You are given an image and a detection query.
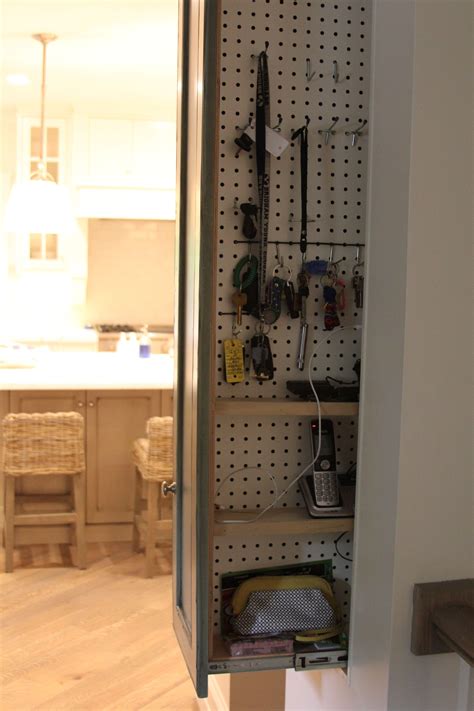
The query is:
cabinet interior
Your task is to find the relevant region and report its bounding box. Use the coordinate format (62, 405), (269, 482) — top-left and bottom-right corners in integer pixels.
(206, 0), (372, 672)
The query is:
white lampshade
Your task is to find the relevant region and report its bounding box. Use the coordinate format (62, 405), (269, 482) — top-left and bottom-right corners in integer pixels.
(4, 178), (77, 234)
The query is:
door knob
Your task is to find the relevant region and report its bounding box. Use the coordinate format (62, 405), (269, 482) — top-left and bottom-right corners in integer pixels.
(162, 481), (177, 497)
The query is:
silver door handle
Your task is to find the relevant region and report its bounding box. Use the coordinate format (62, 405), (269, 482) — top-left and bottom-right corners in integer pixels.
(162, 481), (177, 497)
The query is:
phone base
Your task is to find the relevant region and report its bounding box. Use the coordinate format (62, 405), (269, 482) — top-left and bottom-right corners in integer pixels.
(300, 474), (355, 518)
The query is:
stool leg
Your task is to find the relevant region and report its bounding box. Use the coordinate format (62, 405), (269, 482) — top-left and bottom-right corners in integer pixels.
(4, 476), (15, 573)
(132, 468), (142, 553)
(145, 481), (158, 578)
(73, 472), (86, 570)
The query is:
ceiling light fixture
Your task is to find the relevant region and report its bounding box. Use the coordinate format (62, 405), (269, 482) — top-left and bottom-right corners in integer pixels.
(4, 33), (76, 235)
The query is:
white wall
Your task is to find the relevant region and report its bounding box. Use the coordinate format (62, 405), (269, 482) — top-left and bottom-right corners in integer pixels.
(285, 1), (473, 710)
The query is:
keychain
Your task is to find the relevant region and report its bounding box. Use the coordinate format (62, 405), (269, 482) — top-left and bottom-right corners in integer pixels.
(240, 202), (258, 240)
(250, 324), (274, 380)
(262, 276), (284, 324)
(224, 285), (246, 384)
(351, 248), (364, 308)
(224, 337), (245, 383)
(232, 254), (259, 316)
(321, 260), (340, 331)
(272, 245), (298, 319)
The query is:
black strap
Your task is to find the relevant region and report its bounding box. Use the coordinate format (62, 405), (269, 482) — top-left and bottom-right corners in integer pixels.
(291, 121), (309, 255)
(256, 49), (270, 313)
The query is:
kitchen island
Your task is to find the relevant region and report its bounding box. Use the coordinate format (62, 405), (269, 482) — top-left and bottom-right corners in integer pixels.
(0, 353), (174, 545)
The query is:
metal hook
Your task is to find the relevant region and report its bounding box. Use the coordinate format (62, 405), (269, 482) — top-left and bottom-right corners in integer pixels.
(272, 114), (283, 132)
(275, 242), (283, 267)
(305, 115), (310, 127)
(328, 245), (334, 264)
(235, 114), (253, 132)
(318, 117), (339, 145)
(345, 119), (368, 146)
(289, 213), (316, 224)
(306, 58), (316, 82)
(354, 245), (364, 269)
(233, 198), (240, 211)
(332, 60), (340, 84)
(251, 41), (269, 59)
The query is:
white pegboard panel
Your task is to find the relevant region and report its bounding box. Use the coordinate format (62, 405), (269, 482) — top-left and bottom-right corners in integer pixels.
(216, 0), (371, 399)
(215, 414), (357, 509)
(212, 534), (353, 630)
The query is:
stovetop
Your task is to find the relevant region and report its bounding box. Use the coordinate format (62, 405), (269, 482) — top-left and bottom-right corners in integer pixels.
(94, 324), (135, 333)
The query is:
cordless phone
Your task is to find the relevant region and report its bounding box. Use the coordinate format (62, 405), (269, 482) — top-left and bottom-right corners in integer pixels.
(311, 419), (341, 509)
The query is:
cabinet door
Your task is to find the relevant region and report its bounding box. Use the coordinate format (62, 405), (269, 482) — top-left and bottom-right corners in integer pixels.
(172, 0), (218, 698)
(85, 390), (161, 524)
(9, 391), (86, 496)
(132, 121), (176, 188)
(88, 119), (134, 181)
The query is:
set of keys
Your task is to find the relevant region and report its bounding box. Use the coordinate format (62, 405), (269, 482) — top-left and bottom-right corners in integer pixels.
(225, 248), (365, 383)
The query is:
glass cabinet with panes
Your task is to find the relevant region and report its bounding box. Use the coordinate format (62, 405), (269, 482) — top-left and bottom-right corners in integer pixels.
(17, 117), (67, 266)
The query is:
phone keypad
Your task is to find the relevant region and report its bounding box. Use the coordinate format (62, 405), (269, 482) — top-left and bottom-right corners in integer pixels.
(314, 471), (340, 507)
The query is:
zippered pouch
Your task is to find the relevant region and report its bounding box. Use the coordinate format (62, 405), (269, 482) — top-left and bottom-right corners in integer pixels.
(230, 575), (343, 642)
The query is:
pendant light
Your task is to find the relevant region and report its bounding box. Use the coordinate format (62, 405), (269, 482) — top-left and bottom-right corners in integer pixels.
(4, 33), (76, 235)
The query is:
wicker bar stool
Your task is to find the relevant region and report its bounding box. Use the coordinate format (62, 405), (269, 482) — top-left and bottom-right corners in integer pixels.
(2, 412), (86, 572)
(132, 416), (174, 577)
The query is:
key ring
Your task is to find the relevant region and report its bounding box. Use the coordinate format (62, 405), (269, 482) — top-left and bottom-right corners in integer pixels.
(255, 320), (271, 335)
(233, 255), (258, 290)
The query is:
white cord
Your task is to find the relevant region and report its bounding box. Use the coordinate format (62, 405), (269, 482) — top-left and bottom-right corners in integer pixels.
(216, 325), (362, 524)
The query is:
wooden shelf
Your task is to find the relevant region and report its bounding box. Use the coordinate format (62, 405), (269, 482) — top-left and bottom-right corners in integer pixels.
(214, 507), (354, 537)
(214, 399), (358, 417)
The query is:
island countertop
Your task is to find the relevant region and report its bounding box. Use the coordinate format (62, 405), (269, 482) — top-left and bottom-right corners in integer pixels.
(0, 353), (174, 390)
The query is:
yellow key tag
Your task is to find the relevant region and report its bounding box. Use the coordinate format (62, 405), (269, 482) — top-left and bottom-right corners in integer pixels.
(224, 338), (245, 383)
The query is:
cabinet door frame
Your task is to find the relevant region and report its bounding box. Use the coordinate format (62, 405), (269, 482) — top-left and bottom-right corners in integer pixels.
(172, 0), (219, 699)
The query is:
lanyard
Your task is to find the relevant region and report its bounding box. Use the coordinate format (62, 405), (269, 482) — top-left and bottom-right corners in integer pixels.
(291, 119), (309, 256)
(256, 49), (270, 314)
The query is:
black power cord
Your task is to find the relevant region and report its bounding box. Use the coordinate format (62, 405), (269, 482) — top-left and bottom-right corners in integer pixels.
(334, 531), (353, 562)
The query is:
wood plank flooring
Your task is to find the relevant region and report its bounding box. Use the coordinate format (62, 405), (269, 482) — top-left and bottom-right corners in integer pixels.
(0, 543), (199, 710)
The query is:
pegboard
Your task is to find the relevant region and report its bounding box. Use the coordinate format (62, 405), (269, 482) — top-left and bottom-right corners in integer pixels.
(215, 0), (371, 399)
(215, 414), (357, 510)
(212, 534), (353, 629)
(210, 0), (372, 641)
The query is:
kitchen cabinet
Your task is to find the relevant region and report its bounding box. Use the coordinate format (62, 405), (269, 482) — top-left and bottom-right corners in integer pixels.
(4, 388), (165, 536)
(72, 116), (176, 219)
(83, 119), (176, 189)
(85, 390), (161, 524)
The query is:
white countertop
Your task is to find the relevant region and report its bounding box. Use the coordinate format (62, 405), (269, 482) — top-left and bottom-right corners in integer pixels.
(0, 353), (174, 390)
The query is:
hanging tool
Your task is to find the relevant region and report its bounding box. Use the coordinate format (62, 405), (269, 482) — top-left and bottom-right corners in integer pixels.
(255, 44), (271, 320)
(292, 117), (311, 370)
(352, 246), (365, 308)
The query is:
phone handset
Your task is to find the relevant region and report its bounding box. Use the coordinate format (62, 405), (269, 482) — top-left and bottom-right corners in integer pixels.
(311, 419), (341, 509)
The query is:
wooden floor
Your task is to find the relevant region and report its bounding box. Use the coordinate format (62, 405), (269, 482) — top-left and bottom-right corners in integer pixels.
(0, 543), (199, 710)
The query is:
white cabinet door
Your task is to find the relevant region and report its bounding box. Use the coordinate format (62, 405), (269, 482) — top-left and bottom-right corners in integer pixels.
(132, 121), (176, 189)
(88, 119), (134, 182)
